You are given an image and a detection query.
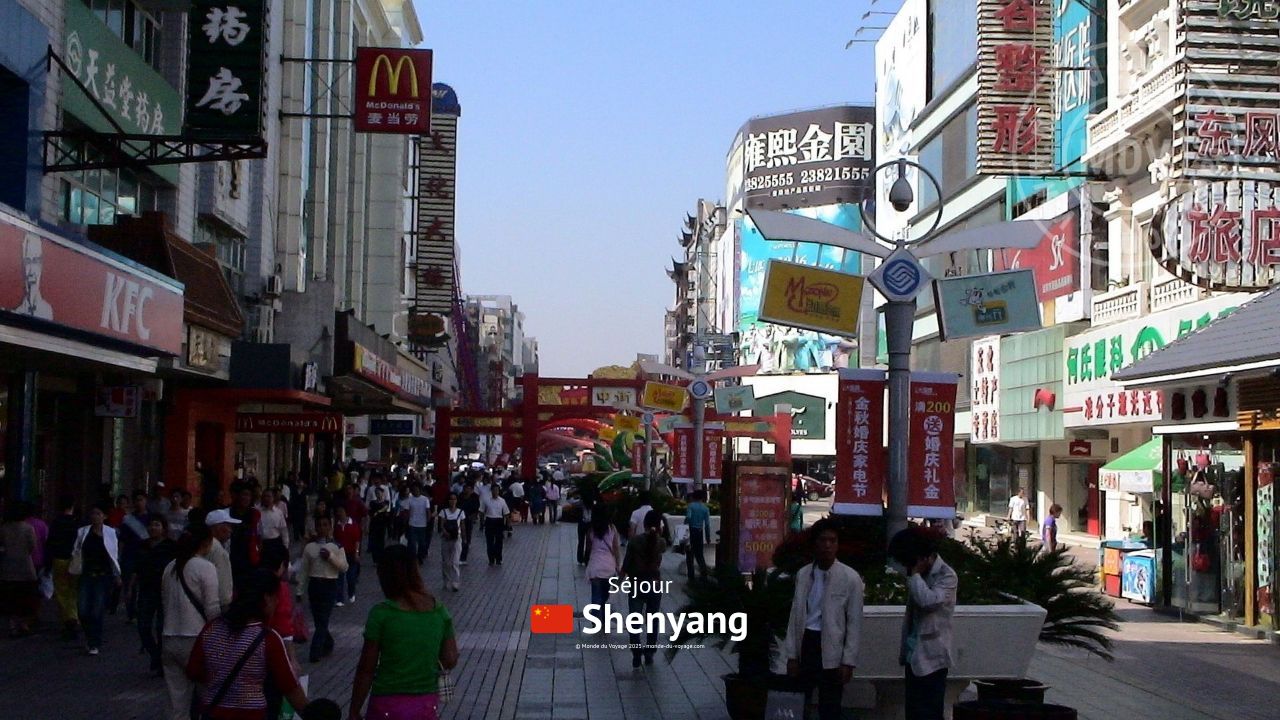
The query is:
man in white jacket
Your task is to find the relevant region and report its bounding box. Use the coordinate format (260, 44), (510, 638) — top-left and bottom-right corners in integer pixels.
(784, 519), (864, 720)
(892, 527), (958, 720)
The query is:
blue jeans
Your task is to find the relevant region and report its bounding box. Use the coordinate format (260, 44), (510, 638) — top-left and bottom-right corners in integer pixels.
(589, 578), (610, 608)
(77, 574), (115, 649)
(628, 590), (662, 659)
(408, 526), (431, 563)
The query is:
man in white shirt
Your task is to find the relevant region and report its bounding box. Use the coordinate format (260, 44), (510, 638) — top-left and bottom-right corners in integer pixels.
(784, 519), (864, 720)
(200, 509), (239, 610)
(404, 484), (434, 563)
(258, 488), (289, 550)
(629, 495), (655, 541)
(481, 490), (511, 566)
(1008, 488), (1029, 538)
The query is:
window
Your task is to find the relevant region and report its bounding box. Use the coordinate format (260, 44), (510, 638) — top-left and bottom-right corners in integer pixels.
(83, 0), (162, 70)
(928, 0), (977, 100)
(196, 219), (247, 298)
(60, 137), (157, 225)
(915, 103), (979, 211)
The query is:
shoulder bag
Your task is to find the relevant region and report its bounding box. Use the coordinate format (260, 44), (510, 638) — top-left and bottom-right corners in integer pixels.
(200, 628), (266, 720)
(176, 565), (209, 622)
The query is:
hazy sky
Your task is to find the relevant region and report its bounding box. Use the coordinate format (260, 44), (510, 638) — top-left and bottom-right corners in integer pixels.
(423, 1), (881, 376)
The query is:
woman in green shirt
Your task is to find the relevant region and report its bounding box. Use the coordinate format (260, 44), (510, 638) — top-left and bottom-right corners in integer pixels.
(349, 544), (459, 720)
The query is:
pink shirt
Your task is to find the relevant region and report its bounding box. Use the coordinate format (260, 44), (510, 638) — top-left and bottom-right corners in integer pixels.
(586, 526), (620, 580)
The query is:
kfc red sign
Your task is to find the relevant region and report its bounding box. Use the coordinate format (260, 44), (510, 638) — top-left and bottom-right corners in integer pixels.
(0, 208), (183, 355)
(995, 212), (1079, 300)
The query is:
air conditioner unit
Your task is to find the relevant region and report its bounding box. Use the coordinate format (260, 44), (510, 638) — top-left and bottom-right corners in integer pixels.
(264, 274), (284, 297)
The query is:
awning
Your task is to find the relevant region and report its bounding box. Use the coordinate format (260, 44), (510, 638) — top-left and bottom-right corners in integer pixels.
(1099, 438), (1162, 493)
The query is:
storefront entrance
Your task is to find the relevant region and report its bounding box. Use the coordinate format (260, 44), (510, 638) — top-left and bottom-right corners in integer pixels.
(1167, 434), (1245, 621)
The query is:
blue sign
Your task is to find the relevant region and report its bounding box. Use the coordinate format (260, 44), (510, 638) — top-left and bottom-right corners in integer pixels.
(869, 248), (929, 302)
(370, 418), (415, 436)
(933, 269), (1042, 340)
(1121, 551), (1155, 604)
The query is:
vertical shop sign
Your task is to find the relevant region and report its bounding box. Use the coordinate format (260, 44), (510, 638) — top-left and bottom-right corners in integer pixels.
(413, 85), (458, 315)
(907, 373), (960, 518)
(736, 465), (789, 572)
(834, 369), (886, 516)
(977, 0), (1054, 175)
(185, 0), (266, 136)
(354, 48), (432, 134)
(672, 426), (694, 482)
(703, 426), (724, 484)
(970, 337), (1001, 444)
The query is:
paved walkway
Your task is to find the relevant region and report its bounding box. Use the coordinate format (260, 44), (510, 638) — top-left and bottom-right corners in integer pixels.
(3, 520), (1280, 719)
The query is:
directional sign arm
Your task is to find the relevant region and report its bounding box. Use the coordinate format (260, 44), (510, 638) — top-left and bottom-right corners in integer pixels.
(706, 364), (760, 381)
(747, 209), (892, 259)
(638, 360), (694, 381)
(913, 219), (1048, 257)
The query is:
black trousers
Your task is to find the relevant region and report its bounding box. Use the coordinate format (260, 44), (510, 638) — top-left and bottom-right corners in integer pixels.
(484, 517), (506, 564)
(577, 522), (590, 564)
(461, 513), (477, 561)
(307, 578), (338, 662)
(800, 629), (843, 720)
(904, 666), (948, 720)
(685, 527), (709, 579)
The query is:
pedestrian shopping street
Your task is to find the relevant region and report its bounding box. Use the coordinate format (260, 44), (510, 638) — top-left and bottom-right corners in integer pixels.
(0, 520), (1277, 720)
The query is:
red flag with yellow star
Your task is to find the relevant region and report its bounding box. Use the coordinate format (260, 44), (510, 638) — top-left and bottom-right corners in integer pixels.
(530, 604), (574, 633)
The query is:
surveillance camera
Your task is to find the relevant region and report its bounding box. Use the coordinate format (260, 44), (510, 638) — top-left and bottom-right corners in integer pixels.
(889, 175), (914, 212)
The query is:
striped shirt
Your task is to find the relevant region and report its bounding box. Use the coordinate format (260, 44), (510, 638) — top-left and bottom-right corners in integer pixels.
(187, 619), (299, 720)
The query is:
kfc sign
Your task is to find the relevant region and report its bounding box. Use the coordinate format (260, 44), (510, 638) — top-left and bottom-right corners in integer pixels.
(354, 48), (432, 134)
(994, 212), (1079, 300)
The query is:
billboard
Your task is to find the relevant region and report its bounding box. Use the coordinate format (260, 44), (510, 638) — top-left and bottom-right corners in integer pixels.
(759, 260), (865, 336)
(738, 204), (864, 374)
(875, 0), (927, 238)
(354, 48), (432, 134)
(741, 106), (875, 212)
(414, 84), (459, 315)
(185, 0), (266, 136)
(976, 0), (1054, 176)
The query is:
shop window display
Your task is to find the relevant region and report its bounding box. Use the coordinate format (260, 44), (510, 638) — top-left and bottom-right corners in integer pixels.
(1167, 435), (1246, 620)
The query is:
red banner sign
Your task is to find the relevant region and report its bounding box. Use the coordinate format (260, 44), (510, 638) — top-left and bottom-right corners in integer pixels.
(669, 425), (724, 484)
(236, 413), (343, 434)
(704, 428), (724, 483)
(994, 212), (1079, 301)
(737, 465), (789, 572)
(834, 370), (886, 515)
(354, 47), (432, 134)
(672, 427), (694, 482)
(907, 374), (959, 519)
(0, 209), (184, 355)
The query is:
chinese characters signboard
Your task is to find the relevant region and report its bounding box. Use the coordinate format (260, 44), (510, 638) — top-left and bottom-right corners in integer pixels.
(934, 269), (1042, 340)
(1153, 180), (1280, 291)
(970, 337), (1001, 444)
(670, 425), (723, 484)
(413, 84), (458, 316)
(741, 106), (875, 212)
(642, 381), (688, 413)
(593, 387), (637, 409)
(758, 260), (865, 336)
(352, 342), (432, 405)
(185, 0), (265, 136)
(993, 212), (1080, 300)
(1062, 294), (1242, 427)
(355, 48), (432, 134)
(976, 0), (1054, 176)
(834, 369), (885, 516)
(907, 374), (959, 519)
(736, 465), (789, 572)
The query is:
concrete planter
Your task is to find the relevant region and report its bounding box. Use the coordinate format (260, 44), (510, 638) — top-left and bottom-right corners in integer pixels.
(665, 513), (721, 546)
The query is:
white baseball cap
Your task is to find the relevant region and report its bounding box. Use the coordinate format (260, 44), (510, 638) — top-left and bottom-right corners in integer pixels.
(204, 509), (242, 526)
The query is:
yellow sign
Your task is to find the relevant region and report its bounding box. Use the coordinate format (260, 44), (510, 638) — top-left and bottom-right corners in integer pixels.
(642, 381), (688, 413)
(370, 54), (420, 97)
(759, 259), (865, 335)
(598, 427), (618, 442)
(613, 414), (642, 433)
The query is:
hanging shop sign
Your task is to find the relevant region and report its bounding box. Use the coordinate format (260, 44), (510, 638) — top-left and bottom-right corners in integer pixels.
(1152, 180), (1280, 292)
(642, 381), (688, 413)
(834, 369), (886, 516)
(736, 465), (789, 572)
(184, 0), (266, 136)
(976, 0), (1054, 175)
(0, 210), (184, 355)
(993, 212), (1080, 301)
(714, 384), (755, 414)
(1063, 294), (1242, 427)
(754, 391), (827, 440)
(414, 86), (459, 316)
(186, 325), (224, 372)
(352, 342), (432, 405)
(970, 337), (1002, 444)
(354, 47), (432, 134)
(934, 269), (1042, 340)
(407, 313), (446, 344)
(369, 418), (415, 436)
(758, 260), (865, 336)
(236, 412), (342, 434)
(907, 373), (959, 519)
(95, 385), (140, 418)
(741, 106), (875, 212)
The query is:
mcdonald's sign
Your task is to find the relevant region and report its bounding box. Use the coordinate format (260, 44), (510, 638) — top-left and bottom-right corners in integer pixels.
(355, 47), (433, 134)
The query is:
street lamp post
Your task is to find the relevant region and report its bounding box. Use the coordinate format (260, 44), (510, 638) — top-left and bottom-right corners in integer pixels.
(748, 158), (1048, 542)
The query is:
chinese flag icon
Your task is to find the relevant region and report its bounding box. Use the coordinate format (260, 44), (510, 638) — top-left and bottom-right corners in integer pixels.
(530, 604), (574, 633)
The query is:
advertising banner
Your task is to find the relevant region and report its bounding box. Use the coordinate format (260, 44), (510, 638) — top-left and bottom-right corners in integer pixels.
(672, 426), (694, 482)
(976, 0), (1054, 175)
(185, 0), (266, 136)
(704, 427), (724, 483)
(907, 374), (959, 519)
(875, 0), (927, 237)
(642, 381), (688, 413)
(736, 465), (789, 572)
(0, 210), (183, 355)
(934, 269), (1042, 340)
(741, 106), (875, 212)
(413, 87), (457, 315)
(834, 369), (885, 516)
(738, 205), (864, 374)
(970, 337), (1001, 444)
(759, 260), (865, 336)
(355, 48), (432, 134)
(993, 212), (1080, 301)
(714, 384), (755, 414)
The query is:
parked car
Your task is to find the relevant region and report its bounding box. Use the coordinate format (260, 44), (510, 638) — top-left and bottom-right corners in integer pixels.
(800, 475), (833, 501)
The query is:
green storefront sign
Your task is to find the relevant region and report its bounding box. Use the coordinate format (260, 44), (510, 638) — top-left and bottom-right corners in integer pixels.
(754, 391), (826, 440)
(62, 0), (181, 182)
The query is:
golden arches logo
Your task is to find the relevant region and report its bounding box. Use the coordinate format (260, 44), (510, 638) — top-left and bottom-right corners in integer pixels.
(368, 54), (419, 98)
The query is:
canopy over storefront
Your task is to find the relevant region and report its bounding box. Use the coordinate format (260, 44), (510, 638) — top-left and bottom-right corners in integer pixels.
(1100, 437), (1163, 493)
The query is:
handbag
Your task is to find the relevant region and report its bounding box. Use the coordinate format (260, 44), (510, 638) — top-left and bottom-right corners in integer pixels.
(200, 629), (266, 720)
(437, 662), (454, 705)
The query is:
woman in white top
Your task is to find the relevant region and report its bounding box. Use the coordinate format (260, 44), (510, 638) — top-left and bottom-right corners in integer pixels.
(438, 493), (466, 591)
(258, 488), (290, 552)
(160, 529), (221, 720)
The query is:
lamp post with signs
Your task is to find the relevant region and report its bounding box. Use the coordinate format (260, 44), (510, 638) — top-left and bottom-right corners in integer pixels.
(749, 158), (1047, 540)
